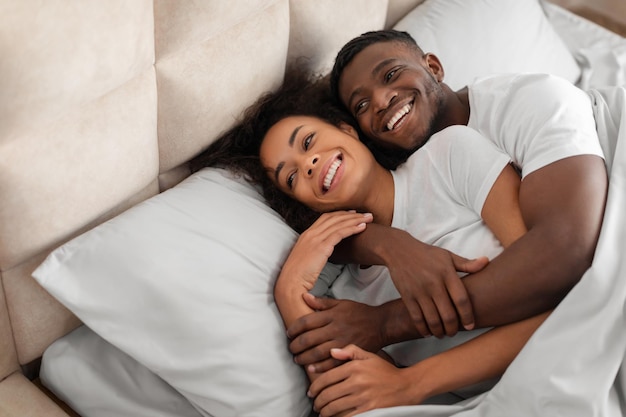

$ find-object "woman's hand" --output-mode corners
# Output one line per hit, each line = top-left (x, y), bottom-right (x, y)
(274, 210), (373, 367)
(308, 345), (424, 417)
(276, 211), (373, 293)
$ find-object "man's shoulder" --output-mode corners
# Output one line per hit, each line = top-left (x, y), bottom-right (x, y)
(470, 73), (578, 96)
(468, 73), (589, 120)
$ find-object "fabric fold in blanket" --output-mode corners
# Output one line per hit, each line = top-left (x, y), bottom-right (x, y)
(359, 87), (626, 417)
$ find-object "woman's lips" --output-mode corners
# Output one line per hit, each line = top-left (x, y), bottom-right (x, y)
(323, 158), (342, 191)
(320, 154), (343, 193)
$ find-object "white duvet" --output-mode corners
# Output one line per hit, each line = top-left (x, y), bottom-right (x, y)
(359, 86), (626, 417)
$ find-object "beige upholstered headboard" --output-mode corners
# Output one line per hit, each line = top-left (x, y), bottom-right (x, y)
(0, 1), (423, 415)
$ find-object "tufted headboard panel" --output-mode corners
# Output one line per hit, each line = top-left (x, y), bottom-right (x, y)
(0, 0), (423, 414)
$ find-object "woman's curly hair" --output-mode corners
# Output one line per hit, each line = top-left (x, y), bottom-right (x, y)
(189, 65), (354, 233)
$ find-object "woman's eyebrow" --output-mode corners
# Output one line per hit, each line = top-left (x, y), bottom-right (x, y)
(289, 125), (304, 146)
(275, 124), (304, 182)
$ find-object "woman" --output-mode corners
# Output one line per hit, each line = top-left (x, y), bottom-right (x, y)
(191, 69), (548, 417)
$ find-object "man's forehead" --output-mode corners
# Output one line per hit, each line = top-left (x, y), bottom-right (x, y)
(348, 43), (411, 77)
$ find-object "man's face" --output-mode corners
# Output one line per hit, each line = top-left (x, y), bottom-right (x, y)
(338, 41), (445, 152)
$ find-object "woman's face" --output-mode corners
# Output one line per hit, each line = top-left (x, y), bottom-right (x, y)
(260, 115), (378, 213)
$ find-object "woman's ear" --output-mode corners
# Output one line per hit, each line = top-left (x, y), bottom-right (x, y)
(338, 122), (359, 139)
(424, 53), (445, 83)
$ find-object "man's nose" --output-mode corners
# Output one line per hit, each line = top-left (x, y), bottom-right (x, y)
(372, 88), (397, 113)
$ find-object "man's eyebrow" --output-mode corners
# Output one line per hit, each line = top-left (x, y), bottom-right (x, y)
(274, 124), (304, 182)
(347, 58), (396, 109)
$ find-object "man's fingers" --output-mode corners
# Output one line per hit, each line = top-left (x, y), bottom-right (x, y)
(292, 339), (340, 366)
(302, 293), (337, 311)
(446, 276), (475, 330)
(415, 297), (445, 338)
(431, 293), (460, 337)
(330, 344), (370, 361)
(405, 299), (431, 338)
(453, 254), (489, 274)
(307, 357), (343, 374)
(413, 282), (467, 337)
(286, 307), (331, 341)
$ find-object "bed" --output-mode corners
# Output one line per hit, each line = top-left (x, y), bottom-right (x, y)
(1, 0), (625, 416)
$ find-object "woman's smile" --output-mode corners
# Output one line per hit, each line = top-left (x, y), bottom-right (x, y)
(321, 154), (344, 193)
(260, 114), (391, 214)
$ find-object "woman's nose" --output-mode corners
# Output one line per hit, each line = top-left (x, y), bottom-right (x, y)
(306, 156), (319, 176)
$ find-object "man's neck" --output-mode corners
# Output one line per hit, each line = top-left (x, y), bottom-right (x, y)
(436, 85), (471, 131)
(455, 87), (471, 124)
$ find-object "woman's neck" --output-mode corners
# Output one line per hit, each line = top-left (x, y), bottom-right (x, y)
(364, 166), (395, 227)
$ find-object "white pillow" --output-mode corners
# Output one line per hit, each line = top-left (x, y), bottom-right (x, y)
(33, 168), (311, 417)
(41, 325), (203, 417)
(393, 0), (581, 90)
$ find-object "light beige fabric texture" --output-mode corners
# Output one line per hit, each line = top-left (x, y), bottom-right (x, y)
(0, 0), (422, 415)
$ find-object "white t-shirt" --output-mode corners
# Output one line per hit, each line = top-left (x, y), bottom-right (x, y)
(326, 125), (510, 373)
(467, 73), (605, 178)
(330, 125), (510, 307)
(319, 74), (605, 301)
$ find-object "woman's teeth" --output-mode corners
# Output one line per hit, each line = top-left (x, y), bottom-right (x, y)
(323, 159), (342, 190)
(387, 103), (412, 130)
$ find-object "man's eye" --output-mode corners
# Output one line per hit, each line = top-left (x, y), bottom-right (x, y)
(355, 100), (368, 115)
(287, 172), (295, 189)
(385, 69), (396, 82)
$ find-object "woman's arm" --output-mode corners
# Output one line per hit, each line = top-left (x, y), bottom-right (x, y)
(273, 211), (373, 381)
(481, 163), (527, 247)
(308, 311), (550, 417)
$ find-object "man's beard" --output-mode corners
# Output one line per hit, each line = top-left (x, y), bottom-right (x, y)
(410, 78), (446, 154)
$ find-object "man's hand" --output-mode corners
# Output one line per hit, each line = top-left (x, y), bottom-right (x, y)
(384, 230), (489, 337)
(287, 294), (387, 373)
(334, 224), (488, 338)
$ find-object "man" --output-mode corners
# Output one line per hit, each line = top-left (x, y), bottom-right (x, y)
(286, 30), (608, 374)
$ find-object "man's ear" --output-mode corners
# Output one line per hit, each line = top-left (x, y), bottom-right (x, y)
(424, 53), (445, 82)
(339, 122), (359, 139)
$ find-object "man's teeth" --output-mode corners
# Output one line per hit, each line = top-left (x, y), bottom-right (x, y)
(387, 103), (412, 130)
(324, 159), (342, 190)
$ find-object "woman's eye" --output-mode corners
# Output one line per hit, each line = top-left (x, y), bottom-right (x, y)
(303, 133), (313, 150)
(287, 172), (295, 189)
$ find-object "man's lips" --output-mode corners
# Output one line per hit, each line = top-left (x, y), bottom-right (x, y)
(385, 102), (413, 131)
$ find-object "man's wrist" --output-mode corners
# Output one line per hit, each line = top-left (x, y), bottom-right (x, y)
(379, 299), (421, 345)
(374, 227), (414, 266)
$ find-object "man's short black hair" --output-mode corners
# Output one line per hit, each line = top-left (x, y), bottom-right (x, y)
(330, 30), (421, 103)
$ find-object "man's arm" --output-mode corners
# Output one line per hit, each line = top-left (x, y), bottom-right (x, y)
(336, 154), (606, 327)
(331, 223), (488, 337)
(465, 155), (607, 326)
(288, 155), (607, 368)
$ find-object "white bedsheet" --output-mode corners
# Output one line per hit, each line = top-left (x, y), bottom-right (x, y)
(358, 86), (626, 417)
